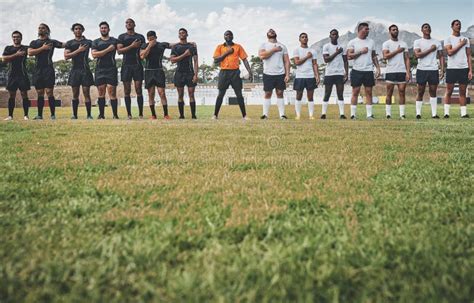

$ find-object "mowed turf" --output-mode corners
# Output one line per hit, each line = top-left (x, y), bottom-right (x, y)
(0, 104), (473, 302)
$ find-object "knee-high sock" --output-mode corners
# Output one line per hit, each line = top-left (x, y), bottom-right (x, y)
(214, 95), (224, 117)
(162, 104), (169, 117)
(137, 95), (144, 116)
(85, 101), (91, 116)
(308, 101), (315, 117)
(238, 97), (247, 117)
(430, 97), (438, 117)
(277, 98), (285, 117)
(48, 96), (55, 116)
(190, 101), (196, 118)
(263, 99), (271, 116)
(460, 106), (467, 116)
(8, 98), (15, 117)
(178, 101), (185, 117)
(22, 98), (30, 116)
(37, 96), (45, 117)
(399, 104), (405, 117)
(149, 103), (156, 117)
(111, 99), (118, 117)
(98, 98), (106, 117)
(366, 104), (373, 118)
(72, 99), (79, 117)
(444, 104), (450, 116)
(416, 100), (423, 116)
(322, 101), (328, 115)
(385, 104), (392, 116)
(125, 96), (132, 116)
(338, 100), (345, 116)
(350, 105), (357, 117)
(295, 100), (302, 116)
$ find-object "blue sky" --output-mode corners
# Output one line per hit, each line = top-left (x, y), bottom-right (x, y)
(1, 0), (472, 63)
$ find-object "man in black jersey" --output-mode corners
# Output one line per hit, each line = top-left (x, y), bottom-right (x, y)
(117, 18), (146, 119)
(64, 23), (94, 119)
(28, 23), (65, 120)
(91, 21), (119, 119)
(2, 31), (30, 121)
(170, 28), (199, 119)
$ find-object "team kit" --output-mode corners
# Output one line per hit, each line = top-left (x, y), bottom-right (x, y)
(1, 19), (472, 121)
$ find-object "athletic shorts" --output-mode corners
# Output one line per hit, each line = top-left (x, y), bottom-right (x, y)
(293, 78), (317, 91)
(263, 74), (286, 92)
(95, 67), (118, 86)
(324, 75), (344, 86)
(350, 70), (375, 87)
(446, 68), (469, 85)
(385, 72), (407, 84)
(68, 69), (94, 87)
(6, 74), (30, 92)
(121, 64), (144, 82)
(173, 71), (197, 88)
(33, 66), (55, 89)
(218, 69), (242, 90)
(416, 70), (439, 85)
(144, 69), (166, 89)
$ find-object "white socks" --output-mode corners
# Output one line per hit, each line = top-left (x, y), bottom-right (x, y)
(461, 106), (467, 117)
(263, 99), (271, 116)
(444, 104), (450, 116)
(366, 104), (373, 118)
(322, 102), (328, 115)
(386, 104), (392, 117)
(338, 100), (345, 116)
(295, 100), (302, 117)
(416, 101), (423, 116)
(400, 105), (405, 117)
(430, 97), (438, 117)
(277, 98), (285, 117)
(308, 101), (315, 117)
(351, 105), (357, 117)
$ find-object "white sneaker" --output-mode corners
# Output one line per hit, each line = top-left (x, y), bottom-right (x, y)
(4, 116), (13, 121)
(212, 115), (218, 120)
(24, 116), (29, 121)
(242, 116), (250, 121)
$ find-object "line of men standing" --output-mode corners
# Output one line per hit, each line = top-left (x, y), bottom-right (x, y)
(1, 19), (472, 121)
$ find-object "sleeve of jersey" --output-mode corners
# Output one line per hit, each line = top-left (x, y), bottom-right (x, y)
(91, 40), (97, 50)
(2, 46), (11, 56)
(239, 46), (248, 60)
(413, 40), (419, 50)
(170, 47), (177, 56)
(117, 35), (124, 45)
(140, 43), (147, 50)
(213, 45), (221, 58)
(382, 42), (388, 51)
(322, 45), (329, 55)
(347, 41), (354, 51)
(29, 40), (36, 49)
(282, 45), (288, 55)
(437, 41), (442, 50)
(53, 40), (63, 48)
(192, 47), (198, 56)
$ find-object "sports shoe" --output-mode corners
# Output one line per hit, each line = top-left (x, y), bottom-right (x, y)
(432, 115), (440, 119)
(320, 114), (326, 120)
(113, 115), (120, 120)
(386, 115), (391, 119)
(97, 115), (105, 120)
(164, 115), (171, 120)
(179, 116), (185, 120)
(4, 116), (13, 121)
(138, 115), (144, 120)
(340, 115), (347, 120)
(443, 114), (449, 119)
(260, 115), (268, 120)
(280, 115), (288, 120)
(34, 115), (43, 120)
(127, 115), (133, 120)
(242, 116), (250, 121)
(461, 114), (470, 119)
(71, 115), (78, 120)
(212, 115), (218, 120)
(367, 115), (374, 121)
(192, 115), (197, 120)
(416, 115), (421, 120)
(23, 116), (29, 121)
(87, 115), (93, 120)
(150, 115), (157, 120)
(400, 115), (406, 120)
(50, 115), (56, 120)
(350, 115), (356, 120)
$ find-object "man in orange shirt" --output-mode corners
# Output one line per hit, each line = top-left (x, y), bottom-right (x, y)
(213, 30), (253, 120)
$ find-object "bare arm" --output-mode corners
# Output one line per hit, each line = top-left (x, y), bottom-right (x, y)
(414, 45), (437, 59)
(404, 52), (411, 80)
(214, 47), (233, 64)
(324, 47), (343, 63)
(140, 41), (156, 60)
(242, 58), (253, 82)
(192, 54), (199, 83)
(383, 47), (404, 60)
(467, 47), (472, 80)
(284, 53), (290, 81)
(28, 43), (50, 56)
(91, 45), (115, 59)
(293, 53), (312, 66)
(343, 55), (349, 79)
(312, 59), (320, 85)
(170, 49), (191, 63)
(347, 48), (367, 60)
(117, 39), (141, 55)
(438, 50), (445, 77)
(2, 50), (26, 62)
(445, 39), (468, 56)
(64, 44), (88, 60)
(372, 50), (380, 77)
(259, 46), (281, 60)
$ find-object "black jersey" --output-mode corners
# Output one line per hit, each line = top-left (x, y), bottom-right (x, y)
(65, 38), (93, 70)
(2, 45), (28, 77)
(141, 42), (170, 69)
(29, 38), (63, 69)
(171, 43), (197, 73)
(118, 33), (146, 66)
(92, 37), (118, 69)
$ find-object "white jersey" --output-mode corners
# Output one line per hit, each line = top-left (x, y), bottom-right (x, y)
(382, 39), (409, 74)
(347, 37), (375, 72)
(444, 35), (470, 69)
(413, 38), (442, 71)
(259, 41), (288, 75)
(292, 46), (317, 78)
(322, 42), (346, 76)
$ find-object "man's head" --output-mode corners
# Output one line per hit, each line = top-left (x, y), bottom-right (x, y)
(99, 21), (110, 37)
(299, 32), (308, 45)
(451, 19), (461, 33)
(38, 23), (50, 37)
(71, 23), (85, 38)
(126, 18), (135, 31)
(147, 30), (157, 42)
(357, 22), (369, 38)
(421, 23), (431, 36)
(329, 29), (339, 43)
(224, 30), (234, 44)
(267, 29), (277, 39)
(178, 28), (188, 40)
(12, 31), (22, 45)
(389, 24), (399, 39)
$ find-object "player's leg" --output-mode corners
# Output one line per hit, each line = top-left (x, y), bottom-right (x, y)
(5, 90), (17, 120)
(20, 90), (30, 120)
(350, 86), (361, 119)
(177, 87), (185, 119)
(157, 88), (169, 119)
(428, 84), (439, 118)
(71, 86), (81, 119)
(108, 84), (119, 119)
(336, 83), (346, 119)
(276, 88), (286, 119)
(386, 83), (394, 119)
(123, 81), (132, 119)
(444, 83), (455, 118)
(416, 84), (426, 119)
(82, 86), (93, 119)
(97, 84), (107, 119)
(148, 85), (157, 119)
(188, 86), (197, 119)
(398, 83), (407, 119)
(459, 83), (468, 118)
(295, 89), (303, 120)
(134, 80), (144, 118)
(364, 85), (374, 119)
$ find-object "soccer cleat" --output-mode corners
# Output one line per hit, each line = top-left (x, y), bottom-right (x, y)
(309, 116), (315, 120)
(212, 115), (218, 120)
(443, 114), (449, 119)
(23, 116), (29, 121)
(461, 114), (470, 119)
(164, 115), (171, 120)
(50, 115), (56, 120)
(350, 115), (356, 120)
(295, 115), (301, 120)
(432, 115), (440, 119)
(320, 114), (326, 120)
(386, 115), (391, 119)
(416, 115), (421, 120)
(280, 115), (288, 120)
(3, 116), (13, 121)
(192, 116), (197, 120)
(260, 115), (268, 120)
(113, 115), (120, 120)
(127, 115), (133, 120)
(71, 115), (78, 120)
(367, 116), (374, 121)
(179, 116), (185, 119)
(87, 115), (93, 120)
(242, 116), (250, 121)
(34, 115), (43, 120)
(139, 115), (144, 120)
(400, 115), (406, 120)
(340, 115), (347, 120)
(150, 115), (157, 120)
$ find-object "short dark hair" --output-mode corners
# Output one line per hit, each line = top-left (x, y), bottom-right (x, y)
(12, 31), (22, 38)
(358, 22), (369, 32)
(389, 24), (398, 31)
(330, 29), (338, 35)
(99, 21), (110, 28)
(451, 19), (461, 27)
(421, 23), (430, 29)
(179, 28), (188, 34)
(126, 18), (135, 25)
(71, 23), (85, 32)
(147, 30), (156, 38)
(299, 32), (308, 38)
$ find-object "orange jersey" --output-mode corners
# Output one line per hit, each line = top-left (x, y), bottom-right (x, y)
(213, 43), (248, 70)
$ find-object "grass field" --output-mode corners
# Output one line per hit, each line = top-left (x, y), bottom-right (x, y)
(1, 104), (473, 302)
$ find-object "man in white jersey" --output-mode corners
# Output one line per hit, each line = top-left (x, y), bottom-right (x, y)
(347, 22), (381, 120)
(443, 19), (472, 118)
(258, 29), (290, 120)
(322, 29), (349, 119)
(292, 33), (320, 120)
(382, 24), (411, 119)
(413, 23), (445, 119)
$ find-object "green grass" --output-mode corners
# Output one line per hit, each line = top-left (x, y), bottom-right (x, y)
(0, 104), (473, 302)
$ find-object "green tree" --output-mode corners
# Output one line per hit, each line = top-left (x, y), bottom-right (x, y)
(54, 60), (72, 85)
(199, 63), (218, 83)
(250, 55), (263, 81)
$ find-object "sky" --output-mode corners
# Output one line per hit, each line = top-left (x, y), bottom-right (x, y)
(1, 0), (473, 64)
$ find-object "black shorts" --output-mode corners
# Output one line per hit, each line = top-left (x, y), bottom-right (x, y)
(68, 69), (94, 87)
(174, 71), (197, 88)
(324, 75), (344, 86)
(293, 78), (317, 91)
(121, 64), (144, 82)
(446, 68), (469, 85)
(6, 74), (30, 92)
(350, 70), (375, 87)
(263, 74), (286, 92)
(416, 70), (439, 85)
(385, 72), (407, 84)
(95, 67), (118, 86)
(145, 69), (166, 89)
(218, 70), (242, 90)
(33, 66), (55, 89)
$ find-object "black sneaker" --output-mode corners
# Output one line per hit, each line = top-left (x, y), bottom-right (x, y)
(71, 115), (78, 120)
(351, 115), (356, 120)
(340, 115), (347, 120)
(416, 115), (421, 120)
(280, 115), (288, 120)
(97, 115), (105, 120)
(400, 115), (406, 120)
(113, 115), (119, 120)
(320, 114), (326, 120)
(260, 115), (268, 120)
(127, 115), (133, 120)
(432, 115), (440, 119)
(386, 115), (391, 119)
(461, 114), (470, 119)
(87, 115), (93, 120)
(192, 116), (197, 120)
(443, 114), (449, 119)
(33, 115), (43, 120)
(179, 116), (185, 120)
